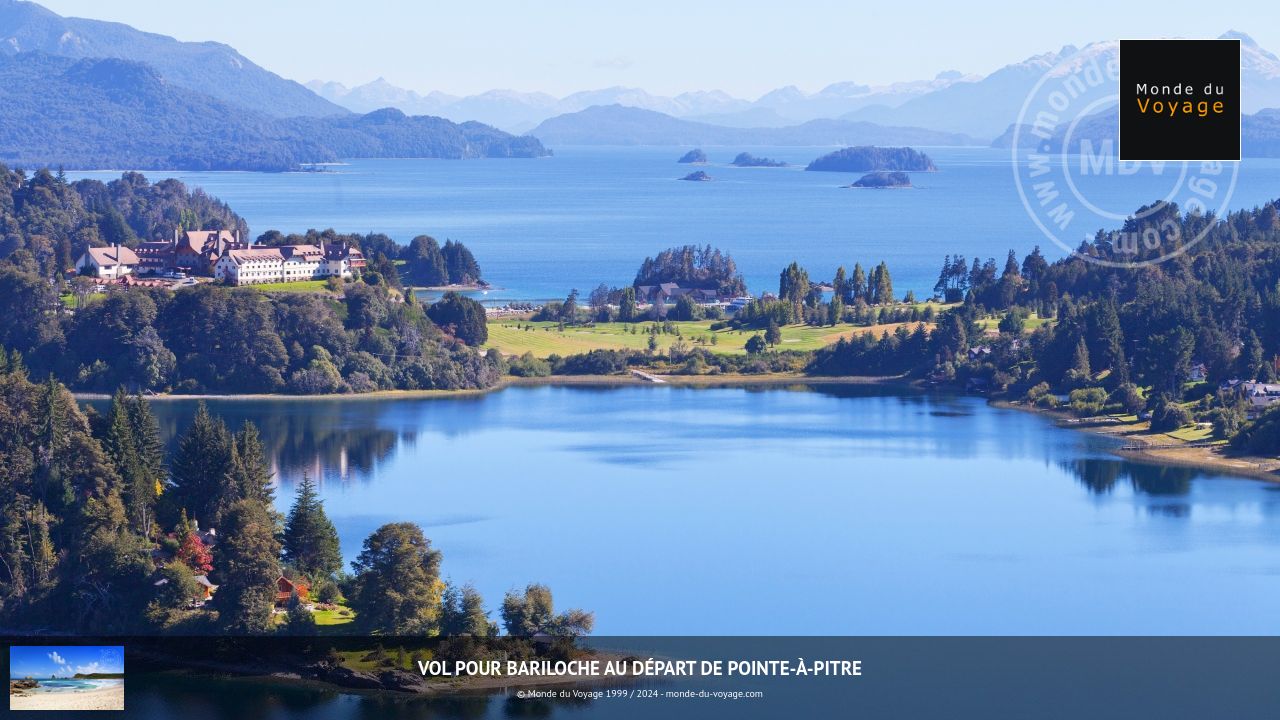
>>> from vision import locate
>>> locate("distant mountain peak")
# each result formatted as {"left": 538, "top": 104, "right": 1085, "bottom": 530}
{"left": 0, "top": 0, "right": 345, "bottom": 117}
{"left": 1221, "top": 30, "right": 1259, "bottom": 47}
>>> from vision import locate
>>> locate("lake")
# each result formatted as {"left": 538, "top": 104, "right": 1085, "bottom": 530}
{"left": 68, "top": 148, "right": 1280, "bottom": 303}
{"left": 118, "top": 384, "right": 1280, "bottom": 636}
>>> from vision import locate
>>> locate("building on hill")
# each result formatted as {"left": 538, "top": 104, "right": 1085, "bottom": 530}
{"left": 133, "top": 229, "right": 247, "bottom": 275}
{"left": 75, "top": 244, "right": 139, "bottom": 279}
{"left": 213, "top": 240, "right": 365, "bottom": 285}
{"left": 176, "top": 229, "right": 247, "bottom": 272}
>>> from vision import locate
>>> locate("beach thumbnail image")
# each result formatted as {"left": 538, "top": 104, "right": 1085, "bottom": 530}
{"left": 9, "top": 646, "right": 124, "bottom": 711}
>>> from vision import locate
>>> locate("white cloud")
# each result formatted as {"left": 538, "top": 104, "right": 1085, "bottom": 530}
{"left": 48, "top": 651, "right": 65, "bottom": 665}
{"left": 75, "top": 661, "right": 106, "bottom": 675}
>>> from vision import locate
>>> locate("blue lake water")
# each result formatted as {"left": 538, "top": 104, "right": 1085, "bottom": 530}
{"left": 68, "top": 148, "right": 1280, "bottom": 302}
{"left": 124, "top": 385, "right": 1280, "bottom": 636}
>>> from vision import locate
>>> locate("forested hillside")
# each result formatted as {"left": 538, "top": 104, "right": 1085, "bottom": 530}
{"left": 0, "top": 54, "right": 549, "bottom": 171}
{"left": 809, "top": 197, "right": 1280, "bottom": 450}
{"left": 0, "top": 0, "right": 344, "bottom": 117}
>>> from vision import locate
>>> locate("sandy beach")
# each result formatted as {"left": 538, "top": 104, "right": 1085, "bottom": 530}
{"left": 10, "top": 683, "right": 124, "bottom": 711}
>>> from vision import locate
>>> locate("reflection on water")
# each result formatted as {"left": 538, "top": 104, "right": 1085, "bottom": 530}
{"left": 1062, "top": 458, "right": 1196, "bottom": 496}
{"left": 91, "top": 385, "right": 1280, "bottom": 636}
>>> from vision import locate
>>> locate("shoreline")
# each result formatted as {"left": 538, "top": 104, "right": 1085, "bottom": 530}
{"left": 9, "top": 683, "right": 125, "bottom": 711}
{"left": 992, "top": 399, "right": 1280, "bottom": 483}
{"left": 71, "top": 372, "right": 909, "bottom": 402}
{"left": 72, "top": 374, "right": 1279, "bottom": 483}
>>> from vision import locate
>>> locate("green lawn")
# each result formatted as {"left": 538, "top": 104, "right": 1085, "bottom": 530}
{"left": 313, "top": 605, "right": 356, "bottom": 627}
{"left": 487, "top": 319, "right": 930, "bottom": 358}
{"left": 1166, "top": 425, "right": 1216, "bottom": 442}
{"left": 246, "top": 280, "right": 332, "bottom": 293}
{"left": 974, "top": 312, "right": 1053, "bottom": 333}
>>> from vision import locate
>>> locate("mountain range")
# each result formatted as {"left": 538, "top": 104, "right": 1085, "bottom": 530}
{"left": 0, "top": 53, "right": 547, "bottom": 171}
{"left": 308, "top": 72, "right": 976, "bottom": 134}
{"left": 311, "top": 32, "right": 1280, "bottom": 141}
{"left": 529, "top": 105, "right": 976, "bottom": 147}
{"left": 0, "top": 0, "right": 343, "bottom": 118}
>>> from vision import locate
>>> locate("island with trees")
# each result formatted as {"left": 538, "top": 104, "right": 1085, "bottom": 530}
{"left": 805, "top": 146, "right": 937, "bottom": 172}
{"left": 680, "top": 171, "right": 713, "bottom": 181}
{"left": 730, "top": 152, "right": 788, "bottom": 167}
{"left": 850, "top": 171, "right": 913, "bottom": 188}
{"left": 676, "top": 148, "right": 707, "bottom": 163}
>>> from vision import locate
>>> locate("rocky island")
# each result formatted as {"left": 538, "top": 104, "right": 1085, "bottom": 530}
{"left": 680, "top": 170, "right": 713, "bottom": 181}
{"left": 805, "top": 146, "right": 936, "bottom": 173}
{"left": 677, "top": 148, "right": 708, "bottom": 163}
{"left": 731, "top": 152, "right": 787, "bottom": 167}
{"left": 849, "top": 171, "right": 912, "bottom": 188}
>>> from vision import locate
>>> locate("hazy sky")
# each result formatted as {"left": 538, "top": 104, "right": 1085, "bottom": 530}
{"left": 34, "top": 0, "right": 1280, "bottom": 97}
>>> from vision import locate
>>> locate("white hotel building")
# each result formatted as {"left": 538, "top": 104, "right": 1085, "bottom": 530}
{"left": 213, "top": 242, "right": 365, "bottom": 285}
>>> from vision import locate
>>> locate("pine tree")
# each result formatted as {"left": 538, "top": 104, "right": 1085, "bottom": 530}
{"left": 169, "top": 402, "right": 232, "bottom": 529}
{"left": 1070, "top": 337, "right": 1092, "bottom": 380}
{"left": 283, "top": 474, "right": 342, "bottom": 582}
{"left": 230, "top": 422, "right": 274, "bottom": 506}
{"left": 441, "top": 581, "right": 492, "bottom": 636}
{"left": 104, "top": 389, "right": 159, "bottom": 537}
{"left": 850, "top": 263, "right": 867, "bottom": 303}
{"left": 213, "top": 498, "right": 281, "bottom": 634}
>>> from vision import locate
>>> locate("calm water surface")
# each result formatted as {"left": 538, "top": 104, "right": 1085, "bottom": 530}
{"left": 117, "top": 385, "right": 1280, "bottom": 636}
{"left": 68, "top": 148, "right": 1280, "bottom": 302}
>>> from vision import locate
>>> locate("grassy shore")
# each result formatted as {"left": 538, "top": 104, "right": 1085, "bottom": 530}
{"left": 487, "top": 319, "right": 931, "bottom": 357}
{"left": 74, "top": 373, "right": 1280, "bottom": 483}
{"left": 995, "top": 399, "right": 1280, "bottom": 482}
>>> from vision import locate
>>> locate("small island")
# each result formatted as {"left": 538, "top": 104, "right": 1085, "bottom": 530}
{"left": 849, "top": 171, "right": 912, "bottom": 188}
{"left": 677, "top": 148, "right": 708, "bottom": 164}
{"left": 680, "top": 171, "right": 713, "bottom": 182}
{"left": 731, "top": 152, "right": 787, "bottom": 167}
{"left": 805, "top": 146, "right": 937, "bottom": 173}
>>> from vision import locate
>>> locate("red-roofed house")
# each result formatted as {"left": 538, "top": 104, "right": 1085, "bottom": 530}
{"left": 275, "top": 575, "right": 310, "bottom": 606}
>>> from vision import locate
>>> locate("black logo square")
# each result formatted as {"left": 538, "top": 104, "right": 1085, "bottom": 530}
{"left": 1119, "top": 39, "right": 1240, "bottom": 161}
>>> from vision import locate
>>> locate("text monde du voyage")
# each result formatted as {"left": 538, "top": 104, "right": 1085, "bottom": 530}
{"left": 1134, "top": 82, "right": 1228, "bottom": 118}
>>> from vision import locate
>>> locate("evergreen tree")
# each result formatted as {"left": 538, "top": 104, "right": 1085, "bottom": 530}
{"left": 126, "top": 394, "right": 164, "bottom": 536}
{"left": 778, "top": 262, "right": 810, "bottom": 313}
{"left": 1070, "top": 337, "right": 1092, "bottom": 380}
{"left": 618, "top": 287, "right": 638, "bottom": 322}
{"left": 833, "top": 266, "right": 848, "bottom": 304}
{"left": 283, "top": 474, "right": 342, "bottom": 582}
{"left": 850, "top": 263, "right": 867, "bottom": 303}
{"left": 213, "top": 498, "right": 281, "bottom": 634}
{"left": 440, "top": 581, "right": 492, "bottom": 636}
{"left": 229, "top": 422, "right": 274, "bottom": 507}
{"left": 168, "top": 402, "right": 233, "bottom": 529}
{"left": 1239, "top": 329, "right": 1266, "bottom": 380}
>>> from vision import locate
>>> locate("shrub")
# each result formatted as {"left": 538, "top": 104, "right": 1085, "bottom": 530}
{"left": 1068, "top": 387, "right": 1107, "bottom": 417}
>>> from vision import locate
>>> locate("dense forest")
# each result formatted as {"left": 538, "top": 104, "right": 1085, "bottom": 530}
{"left": 0, "top": 54, "right": 549, "bottom": 172}
{"left": 633, "top": 245, "right": 747, "bottom": 296}
{"left": 807, "top": 197, "right": 1280, "bottom": 452}
{"left": 0, "top": 166, "right": 246, "bottom": 278}
{"left": 0, "top": 369, "right": 590, "bottom": 636}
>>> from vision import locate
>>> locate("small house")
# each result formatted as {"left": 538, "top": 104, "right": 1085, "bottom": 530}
{"left": 275, "top": 575, "right": 310, "bottom": 606}
{"left": 192, "top": 574, "right": 218, "bottom": 601}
